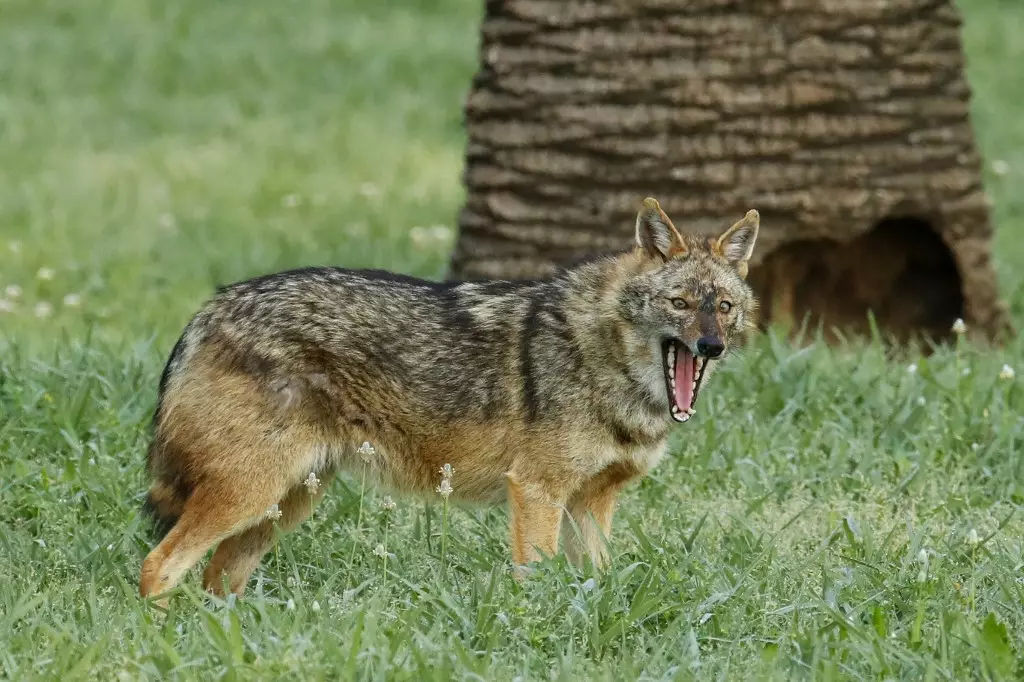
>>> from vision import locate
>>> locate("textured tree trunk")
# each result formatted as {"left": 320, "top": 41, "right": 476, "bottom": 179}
{"left": 450, "top": 0, "right": 1012, "bottom": 344}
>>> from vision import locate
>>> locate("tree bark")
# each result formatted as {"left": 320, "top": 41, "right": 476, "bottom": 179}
{"left": 451, "top": 0, "right": 1012, "bottom": 343}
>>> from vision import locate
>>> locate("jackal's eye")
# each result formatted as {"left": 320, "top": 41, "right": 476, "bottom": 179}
{"left": 670, "top": 298, "right": 687, "bottom": 310}
{"left": 719, "top": 300, "right": 733, "bottom": 313}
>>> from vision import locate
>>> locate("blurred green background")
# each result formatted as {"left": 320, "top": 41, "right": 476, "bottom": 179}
{"left": 0, "top": 0, "right": 482, "bottom": 347}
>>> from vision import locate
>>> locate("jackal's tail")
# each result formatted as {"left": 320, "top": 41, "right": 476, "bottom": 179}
{"left": 141, "top": 455, "right": 190, "bottom": 541}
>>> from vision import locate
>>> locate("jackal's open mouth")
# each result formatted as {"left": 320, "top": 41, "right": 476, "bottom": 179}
{"left": 662, "top": 339, "right": 708, "bottom": 423}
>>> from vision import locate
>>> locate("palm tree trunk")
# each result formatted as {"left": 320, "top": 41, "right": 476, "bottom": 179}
{"left": 450, "top": 0, "right": 1011, "bottom": 343}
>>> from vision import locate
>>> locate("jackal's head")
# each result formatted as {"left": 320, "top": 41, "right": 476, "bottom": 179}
{"left": 618, "top": 198, "right": 759, "bottom": 424}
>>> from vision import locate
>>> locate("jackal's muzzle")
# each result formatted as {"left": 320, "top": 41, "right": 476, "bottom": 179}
{"left": 661, "top": 339, "right": 709, "bottom": 423}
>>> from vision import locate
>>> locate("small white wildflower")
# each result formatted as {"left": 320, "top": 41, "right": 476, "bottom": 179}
{"left": 971, "top": 442, "right": 980, "bottom": 452}
{"left": 999, "top": 364, "right": 1015, "bottom": 380}
{"left": 436, "top": 478, "right": 453, "bottom": 499}
{"left": 303, "top": 471, "right": 321, "bottom": 495}
{"left": 357, "top": 440, "right": 376, "bottom": 463}
{"left": 907, "top": 363, "right": 918, "bottom": 374}
{"left": 358, "top": 182, "right": 380, "bottom": 198}
{"left": 962, "top": 367, "right": 971, "bottom": 376}
{"left": 410, "top": 226, "right": 428, "bottom": 246}
{"left": 34, "top": 302, "right": 53, "bottom": 318}
{"left": 62, "top": 293, "right": 82, "bottom": 307}
{"left": 0, "top": 299, "right": 14, "bottom": 313}
{"left": 411, "top": 225, "right": 453, "bottom": 247}
{"left": 311, "top": 600, "right": 321, "bottom": 612}
{"left": 951, "top": 318, "right": 966, "bottom": 335}
{"left": 916, "top": 548, "right": 929, "bottom": 583}
{"left": 966, "top": 528, "right": 980, "bottom": 546}
{"left": 36, "top": 267, "right": 55, "bottom": 281}
{"left": 381, "top": 495, "right": 396, "bottom": 511}
{"left": 282, "top": 193, "right": 301, "bottom": 208}
{"left": 429, "top": 225, "right": 452, "bottom": 241}
{"left": 4, "top": 285, "right": 21, "bottom": 299}
{"left": 916, "top": 396, "right": 926, "bottom": 406}
{"left": 991, "top": 159, "right": 1010, "bottom": 176}
{"left": 439, "top": 463, "right": 454, "bottom": 480}
{"left": 372, "top": 543, "right": 387, "bottom": 558}
{"left": 286, "top": 598, "right": 295, "bottom": 610}
{"left": 8, "top": 241, "right": 21, "bottom": 254}
{"left": 265, "top": 503, "right": 283, "bottom": 521}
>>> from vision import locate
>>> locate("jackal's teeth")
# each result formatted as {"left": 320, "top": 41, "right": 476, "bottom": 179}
{"left": 686, "top": 407, "right": 696, "bottom": 415}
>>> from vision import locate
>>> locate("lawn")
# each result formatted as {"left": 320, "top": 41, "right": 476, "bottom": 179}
{"left": 1, "top": 0, "right": 1024, "bottom": 679}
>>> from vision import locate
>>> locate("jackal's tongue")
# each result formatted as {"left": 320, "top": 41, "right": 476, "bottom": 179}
{"left": 675, "top": 345, "right": 694, "bottom": 410}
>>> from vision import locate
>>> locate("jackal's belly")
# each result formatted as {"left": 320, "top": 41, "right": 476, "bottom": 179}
{"left": 394, "top": 423, "right": 532, "bottom": 502}
{"left": 350, "top": 418, "right": 575, "bottom": 504}
{"left": 360, "top": 416, "right": 668, "bottom": 506}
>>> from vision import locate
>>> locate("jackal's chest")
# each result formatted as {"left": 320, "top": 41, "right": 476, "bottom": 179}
{"left": 579, "top": 428, "right": 669, "bottom": 481}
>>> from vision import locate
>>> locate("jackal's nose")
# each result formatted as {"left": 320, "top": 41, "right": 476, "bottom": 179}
{"left": 696, "top": 336, "right": 724, "bottom": 358}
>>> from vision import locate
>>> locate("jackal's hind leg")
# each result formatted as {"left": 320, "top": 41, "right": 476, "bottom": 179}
{"left": 140, "top": 483, "right": 284, "bottom": 606}
{"left": 203, "top": 470, "right": 335, "bottom": 597}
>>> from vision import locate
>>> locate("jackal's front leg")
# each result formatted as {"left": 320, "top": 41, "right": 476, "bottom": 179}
{"left": 505, "top": 472, "right": 563, "bottom": 576}
{"left": 561, "top": 462, "right": 640, "bottom": 569}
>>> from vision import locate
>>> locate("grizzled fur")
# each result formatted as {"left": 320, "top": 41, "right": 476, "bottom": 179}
{"left": 139, "top": 198, "right": 759, "bottom": 601}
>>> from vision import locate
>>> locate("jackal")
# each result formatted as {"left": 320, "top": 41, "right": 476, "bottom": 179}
{"left": 140, "top": 198, "right": 759, "bottom": 600}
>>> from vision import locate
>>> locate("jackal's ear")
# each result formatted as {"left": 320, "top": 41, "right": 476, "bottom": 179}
{"left": 635, "top": 197, "right": 687, "bottom": 262}
{"left": 715, "top": 209, "right": 759, "bottom": 279}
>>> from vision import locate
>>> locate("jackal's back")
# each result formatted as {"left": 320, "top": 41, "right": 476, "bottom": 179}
{"left": 164, "top": 267, "right": 558, "bottom": 422}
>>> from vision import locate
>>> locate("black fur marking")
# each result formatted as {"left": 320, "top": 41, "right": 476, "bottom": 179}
{"left": 141, "top": 492, "right": 179, "bottom": 541}
{"left": 149, "top": 331, "right": 189, "bottom": 450}
{"left": 519, "top": 294, "right": 545, "bottom": 422}
{"left": 440, "top": 289, "right": 484, "bottom": 341}
{"left": 698, "top": 293, "right": 719, "bottom": 315}
{"left": 441, "top": 290, "right": 509, "bottom": 419}
{"left": 609, "top": 420, "right": 639, "bottom": 448}
{"left": 157, "top": 333, "right": 187, "bottom": 397}
{"left": 540, "top": 291, "right": 586, "bottom": 375}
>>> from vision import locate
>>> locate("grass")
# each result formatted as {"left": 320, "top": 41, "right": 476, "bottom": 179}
{"left": 1, "top": 0, "right": 1023, "bottom": 679}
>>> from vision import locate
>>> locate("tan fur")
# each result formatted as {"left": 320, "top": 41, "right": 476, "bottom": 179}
{"left": 139, "top": 198, "right": 759, "bottom": 601}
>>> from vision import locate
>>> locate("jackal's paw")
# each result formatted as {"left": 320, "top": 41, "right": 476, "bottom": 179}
{"left": 512, "top": 563, "right": 536, "bottom": 582}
